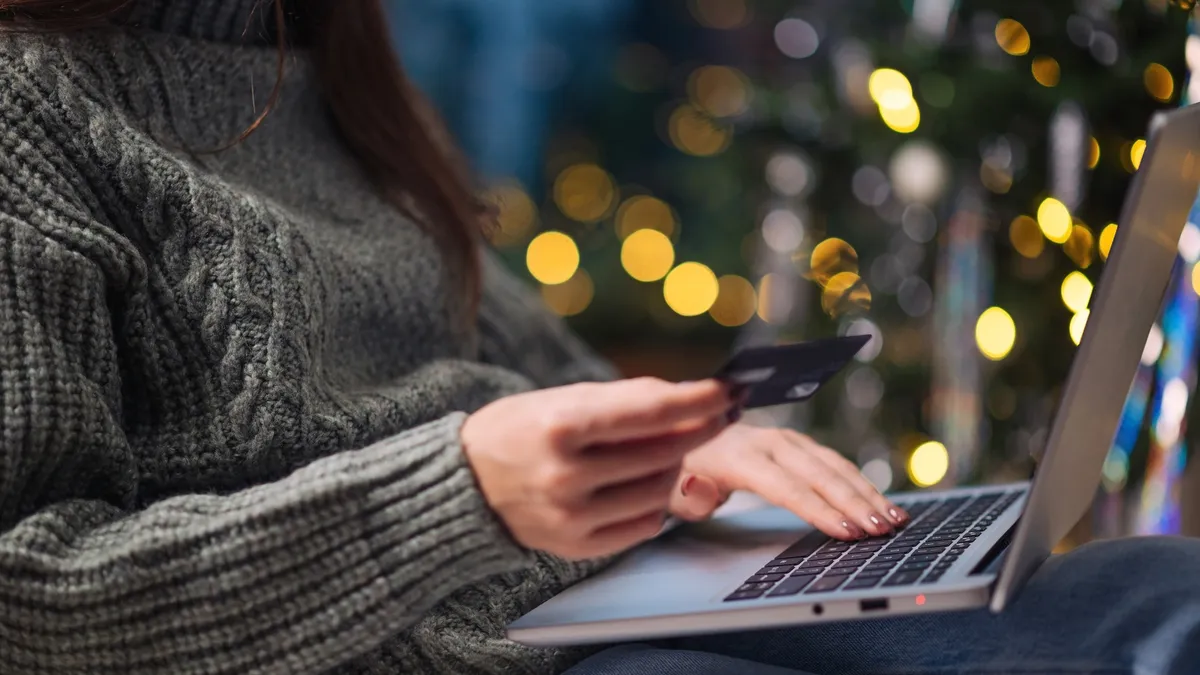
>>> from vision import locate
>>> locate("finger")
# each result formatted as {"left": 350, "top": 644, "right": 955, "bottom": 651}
{"left": 583, "top": 469, "right": 680, "bottom": 531}
{"left": 578, "top": 510, "right": 668, "bottom": 558}
{"left": 770, "top": 439, "right": 891, "bottom": 536}
{"left": 577, "top": 416, "right": 728, "bottom": 490}
{"left": 806, "top": 442, "right": 908, "bottom": 525}
{"left": 562, "top": 378, "right": 733, "bottom": 445}
{"left": 734, "top": 452, "right": 865, "bottom": 540}
{"left": 669, "top": 474, "right": 729, "bottom": 522}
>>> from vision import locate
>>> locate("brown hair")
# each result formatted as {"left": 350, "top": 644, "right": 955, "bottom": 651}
{"left": 0, "top": 0, "right": 491, "bottom": 311}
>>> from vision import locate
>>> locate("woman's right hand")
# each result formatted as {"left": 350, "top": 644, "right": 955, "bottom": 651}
{"left": 461, "top": 377, "right": 734, "bottom": 560}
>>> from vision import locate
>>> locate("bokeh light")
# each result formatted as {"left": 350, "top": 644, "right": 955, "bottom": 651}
{"left": 868, "top": 68, "right": 913, "bottom": 108}
{"left": 615, "top": 195, "right": 676, "bottom": 239}
{"left": 1131, "top": 139, "right": 1147, "bottom": 170}
{"left": 995, "top": 18, "right": 1031, "bottom": 56}
{"left": 688, "top": 0, "right": 750, "bottom": 29}
{"left": 1060, "top": 271, "right": 1093, "bottom": 313}
{"left": 1192, "top": 263, "right": 1200, "bottom": 296}
{"left": 757, "top": 272, "right": 787, "bottom": 324}
{"left": 669, "top": 104, "right": 732, "bottom": 156}
{"left": 688, "top": 65, "right": 751, "bottom": 118}
{"left": 1099, "top": 223, "right": 1118, "bottom": 260}
{"left": 908, "top": 441, "right": 950, "bottom": 487}
{"left": 1032, "top": 56, "right": 1061, "bottom": 87}
{"left": 1088, "top": 137, "right": 1101, "bottom": 170}
{"left": 709, "top": 275, "right": 758, "bottom": 326}
{"left": 553, "top": 164, "right": 616, "bottom": 223}
{"left": 1144, "top": 63, "right": 1175, "bottom": 102}
{"left": 526, "top": 231, "right": 580, "bottom": 285}
{"left": 821, "top": 272, "right": 872, "bottom": 317}
{"left": 880, "top": 99, "right": 921, "bottom": 133}
{"left": 861, "top": 458, "right": 894, "bottom": 492}
{"left": 663, "top": 262, "right": 720, "bottom": 316}
{"left": 1070, "top": 309, "right": 1090, "bottom": 346}
{"left": 809, "top": 238, "right": 859, "bottom": 286}
{"left": 976, "top": 307, "right": 1017, "bottom": 361}
{"left": 484, "top": 183, "right": 537, "bottom": 247}
{"left": 774, "top": 17, "right": 820, "bottom": 59}
{"left": 1009, "top": 215, "right": 1045, "bottom": 259}
{"left": 541, "top": 269, "right": 594, "bottom": 317}
{"left": 762, "top": 209, "right": 805, "bottom": 253}
{"left": 621, "top": 229, "right": 676, "bottom": 282}
{"left": 1036, "top": 197, "right": 1072, "bottom": 244}
{"left": 1064, "top": 224, "right": 1095, "bottom": 268}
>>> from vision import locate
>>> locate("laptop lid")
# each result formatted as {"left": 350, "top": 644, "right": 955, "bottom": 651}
{"left": 991, "top": 105, "right": 1200, "bottom": 612}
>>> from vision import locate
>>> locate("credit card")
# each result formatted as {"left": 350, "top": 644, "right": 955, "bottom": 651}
{"left": 715, "top": 334, "right": 871, "bottom": 409}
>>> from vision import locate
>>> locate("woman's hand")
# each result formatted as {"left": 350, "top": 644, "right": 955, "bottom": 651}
{"left": 669, "top": 424, "right": 909, "bottom": 540}
{"left": 461, "top": 378, "right": 734, "bottom": 560}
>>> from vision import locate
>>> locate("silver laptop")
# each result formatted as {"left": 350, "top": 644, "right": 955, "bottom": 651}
{"left": 508, "top": 104, "right": 1200, "bottom": 647}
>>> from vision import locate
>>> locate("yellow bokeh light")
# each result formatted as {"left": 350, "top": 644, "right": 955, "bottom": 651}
{"left": 809, "top": 238, "right": 859, "bottom": 286}
{"left": 1144, "top": 63, "right": 1175, "bottom": 102}
{"left": 1032, "top": 56, "right": 1061, "bottom": 87}
{"left": 1064, "top": 224, "right": 1095, "bottom": 269}
{"left": 880, "top": 98, "right": 920, "bottom": 133}
{"left": 981, "top": 162, "right": 1013, "bottom": 194}
{"left": 688, "top": 0, "right": 749, "bottom": 29}
{"left": 669, "top": 104, "right": 732, "bottom": 157}
{"left": 621, "top": 229, "right": 676, "bottom": 282}
{"left": 821, "top": 272, "right": 872, "bottom": 317}
{"left": 1088, "top": 137, "right": 1101, "bottom": 170}
{"left": 1009, "top": 215, "right": 1045, "bottom": 259}
{"left": 615, "top": 196, "right": 676, "bottom": 239}
{"left": 709, "top": 275, "right": 758, "bottom": 326}
{"left": 553, "top": 164, "right": 616, "bottom": 223}
{"left": 1099, "top": 224, "right": 1118, "bottom": 260}
{"left": 484, "top": 183, "right": 537, "bottom": 247}
{"left": 526, "top": 231, "right": 580, "bottom": 285}
{"left": 663, "top": 262, "right": 720, "bottom": 316}
{"left": 995, "top": 18, "right": 1031, "bottom": 56}
{"left": 1060, "top": 271, "right": 1093, "bottom": 314}
{"left": 1036, "top": 197, "right": 1072, "bottom": 244}
{"left": 976, "top": 307, "right": 1017, "bottom": 361}
{"left": 1131, "top": 139, "right": 1147, "bottom": 170}
{"left": 688, "top": 65, "right": 751, "bottom": 118}
{"left": 908, "top": 441, "right": 950, "bottom": 488}
{"left": 868, "top": 68, "right": 913, "bottom": 109}
{"left": 541, "top": 269, "right": 594, "bottom": 317}
{"left": 1070, "top": 309, "right": 1090, "bottom": 346}
{"left": 1192, "top": 263, "right": 1200, "bottom": 296}
{"left": 757, "top": 272, "right": 786, "bottom": 324}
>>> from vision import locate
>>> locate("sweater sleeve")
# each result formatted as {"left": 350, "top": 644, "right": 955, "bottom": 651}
{"left": 0, "top": 213, "right": 532, "bottom": 673}
{"left": 476, "top": 249, "right": 621, "bottom": 387}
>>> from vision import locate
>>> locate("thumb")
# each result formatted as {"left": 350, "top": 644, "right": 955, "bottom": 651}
{"left": 670, "top": 474, "right": 729, "bottom": 522}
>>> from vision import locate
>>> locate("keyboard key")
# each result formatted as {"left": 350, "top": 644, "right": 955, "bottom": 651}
{"left": 779, "top": 530, "right": 830, "bottom": 559}
{"left": 766, "top": 574, "right": 819, "bottom": 597}
{"left": 757, "top": 565, "right": 793, "bottom": 576}
{"left": 898, "top": 561, "right": 932, "bottom": 571}
{"left": 805, "top": 574, "right": 850, "bottom": 594}
{"left": 746, "top": 573, "right": 786, "bottom": 583}
{"left": 799, "top": 560, "right": 832, "bottom": 570}
{"left": 737, "top": 582, "right": 775, "bottom": 593}
{"left": 908, "top": 554, "right": 940, "bottom": 563}
{"left": 872, "top": 553, "right": 905, "bottom": 563}
{"left": 856, "top": 567, "right": 891, "bottom": 578}
{"left": 772, "top": 557, "right": 807, "bottom": 566}
{"left": 883, "top": 570, "right": 923, "bottom": 587}
{"left": 832, "top": 559, "right": 867, "bottom": 570}
{"left": 920, "top": 574, "right": 944, "bottom": 584}
{"left": 824, "top": 542, "right": 852, "bottom": 553}
{"left": 841, "top": 551, "right": 875, "bottom": 561}
{"left": 809, "top": 552, "right": 842, "bottom": 562}
{"left": 725, "top": 589, "right": 766, "bottom": 601}
{"left": 845, "top": 576, "right": 882, "bottom": 590}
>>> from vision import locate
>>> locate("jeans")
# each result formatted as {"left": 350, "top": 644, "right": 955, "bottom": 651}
{"left": 564, "top": 537, "right": 1200, "bottom": 674}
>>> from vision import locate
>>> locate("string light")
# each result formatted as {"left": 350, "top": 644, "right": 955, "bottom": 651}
{"left": 1061, "top": 271, "right": 1094, "bottom": 313}
{"left": 1009, "top": 215, "right": 1045, "bottom": 259}
{"left": 976, "top": 307, "right": 1017, "bottom": 361}
{"left": 821, "top": 272, "right": 872, "bottom": 317}
{"left": 1099, "top": 224, "right": 1118, "bottom": 260}
{"left": 1088, "top": 137, "right": 1101, "bottom": 170}
{"left": 1032, "top": 56, "right": 1061, "bottom": 87}
{"left": 669, "top": 104, "right": 732, "bottom": 156}
{"left": 1144, "top": 63, "right": 1175, "bottom": 102}
{"left": 688, "top": 0, "right": 749, "bottom": 29}
{"left": 553, "top": 164, "right": 617, "bottom": 223}
{"left": 995, "top": 19, "right": 1031, "bottom": 56}
{"left": 1036, "top": 197, "right": 1072, "bottom": 244}
{"left": 1064, "top": 224, "right": 1095, "bottom": 269}
{"left": 1131, "top": 139, "right": 1147, "bottom": 170}
{"left": 688, "top": 65, "right": 751, "bottom": 118}
{"left": 809, "top": 238, "right": 859, "bottom": 286}
{"left": 709, "top": 275, "right": 758, "bottom": 326}
{"left": 663, "top": 262, "right": 720, "bottom": 316}
{"left": 541, "top": 270, "right": 594, "bottom": 317}
{"left": 869, "top": 68, "right": 921, "bottom": 133}
{"left": 1070, "top": 309, "right": 1090, "bottom": 346}
{"left": 484, "top": 183, "right": 537, "bottom": 247}
{"left": 880, "top": 99, "right": 920, "bottom": 133}
{"left": 908, "top": 441, "right": 950, "bottom": 487}
{"left": 526, "top": 231, "right": 580, "bottom": 285}
{"left": 757, "top": 273, "right": 786, "bottom": 324}
{"left": 621, "top": 229, "right": 676, "bottom": 282}
{"left": 615, "top": 196, "right": 676, "bottom": 239}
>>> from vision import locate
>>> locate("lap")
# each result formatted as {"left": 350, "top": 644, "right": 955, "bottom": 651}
{"left": 565, "top": 537, "right": 1200, "bottom": 675}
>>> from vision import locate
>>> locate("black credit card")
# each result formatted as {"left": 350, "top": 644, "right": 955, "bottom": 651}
{"left": 715, "top": 335, "right": 870, "bottom": 409}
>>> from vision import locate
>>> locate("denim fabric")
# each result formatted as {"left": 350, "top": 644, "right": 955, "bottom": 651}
{"left": 565, "top": 537, "right": 1200, "bottom": 675}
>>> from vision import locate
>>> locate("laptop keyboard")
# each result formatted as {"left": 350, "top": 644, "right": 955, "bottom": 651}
{"left": 724, "top": 490, "right": 1022, "bottom": 602}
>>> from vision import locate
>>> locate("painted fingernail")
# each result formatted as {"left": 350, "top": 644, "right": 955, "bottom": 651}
{"left": 868, "top": 513, "right": 892, "bottom": 533}
{"left": 681, "top": 475, "right": 696, "bottom": 497}
{"left": 842, "top": 521, "right": 866, "bottom": 540}
{"left": 889, "top": 507, "right": 908, "bottom": 523}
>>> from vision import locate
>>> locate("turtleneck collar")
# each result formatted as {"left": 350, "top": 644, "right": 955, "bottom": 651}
{"left": 124, "top": 0, "right": 283, "bottom": 44}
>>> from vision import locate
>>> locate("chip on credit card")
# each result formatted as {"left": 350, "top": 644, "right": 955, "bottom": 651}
{"left": 715, "top": 334, "right": 870, "bottom": 409}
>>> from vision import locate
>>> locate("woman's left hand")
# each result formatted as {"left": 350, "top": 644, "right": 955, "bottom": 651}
{"left": 668, "top": 423, "right": 909, "bottom": 540}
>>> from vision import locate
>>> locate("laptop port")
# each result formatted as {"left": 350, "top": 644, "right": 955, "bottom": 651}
{"left": 859, "top": 598, "right": 889, "bottom": 612}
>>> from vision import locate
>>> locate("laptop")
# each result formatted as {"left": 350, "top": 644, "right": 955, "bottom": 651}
{"left": 507, "top": 104, "right": 1200, "bottom": 646}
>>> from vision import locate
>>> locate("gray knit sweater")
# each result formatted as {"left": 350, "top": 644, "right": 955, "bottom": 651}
{"left": 0, "top": 2, "right": 620, "bottom": 673}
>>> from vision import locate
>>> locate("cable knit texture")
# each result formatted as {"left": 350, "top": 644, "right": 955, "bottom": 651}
{"left": 0, "top": 2, "right": 618, "bottom": 673}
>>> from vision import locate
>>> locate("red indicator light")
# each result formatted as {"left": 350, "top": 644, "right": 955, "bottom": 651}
{"left": 915, "top": 594, "right": 926, "bottom": 606}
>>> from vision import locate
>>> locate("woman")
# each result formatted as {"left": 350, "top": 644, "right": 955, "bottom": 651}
{"left": 0, "top": 1, "right": 1195, "bottom": 673}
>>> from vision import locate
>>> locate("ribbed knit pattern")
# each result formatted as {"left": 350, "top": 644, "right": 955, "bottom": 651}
{"left": 0, "top": 3, "right": 617, "bottom": 673}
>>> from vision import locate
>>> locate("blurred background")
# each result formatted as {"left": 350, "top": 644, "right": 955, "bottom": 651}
{"left": 389, "top": 0, "right": 1200, "bottom": 545}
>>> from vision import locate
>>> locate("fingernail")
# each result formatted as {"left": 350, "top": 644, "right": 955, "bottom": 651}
{"left": 868, "top": 513, "right": 892, "bottom": 533}
{"left": 842, "top": 521, "right": 866, "bottom": 540}
{"left": 681, "top": 475, "right": 696, "bottom": 497}
{"left": 888, "top": 507, "right": 908, "bottom": 524}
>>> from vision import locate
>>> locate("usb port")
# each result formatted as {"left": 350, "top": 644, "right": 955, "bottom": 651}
{"left": 859, "top": 598, "right": 889, "bottom": 612}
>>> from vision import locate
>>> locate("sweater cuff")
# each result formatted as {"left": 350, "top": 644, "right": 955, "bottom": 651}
{"left": 360, "top": 413, "right": 534, "bottom": 597}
